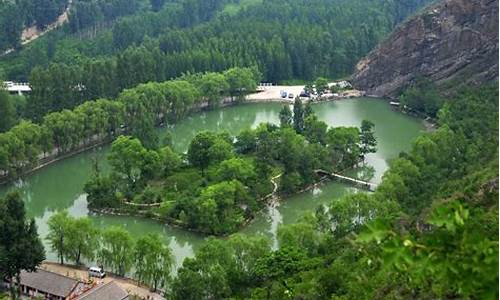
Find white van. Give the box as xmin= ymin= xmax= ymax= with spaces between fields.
xmin=88 ymin=266 xmax=106 ymax=278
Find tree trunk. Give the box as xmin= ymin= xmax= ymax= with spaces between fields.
xmin=15 ymin=273 xmax=22 ymax=299
xmin=76 ymin=248 xmax=81 ymax=265
xmin=60 ymin=234 xmax=64 ymax=265
xmin=9 ymin=276 xmax=16 ymax=300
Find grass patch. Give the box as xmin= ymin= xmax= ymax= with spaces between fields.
xmin=221 ymin=0 xmax=263 ymax=16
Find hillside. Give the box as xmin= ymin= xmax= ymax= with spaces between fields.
xmin=351 ymin=0 xmax=499 ymax=97
xmin=0 ymin=0 xmax=431 ymax=82
xmin=0 ymin=0 xmax=69 ymax=52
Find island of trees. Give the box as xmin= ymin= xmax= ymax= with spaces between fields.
xmin=85 ymin=98 xmax=377 ymax=235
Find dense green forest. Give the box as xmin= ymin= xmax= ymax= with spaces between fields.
xmin=0 ymin=0 xmax=431 ymax=124
xmin=0 ymin=0 xmax=69 ymax=51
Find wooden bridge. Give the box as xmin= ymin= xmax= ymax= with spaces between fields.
xmin=315 ymin=169 xmax=378 ymax=191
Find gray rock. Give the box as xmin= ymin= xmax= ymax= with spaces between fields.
xmin=351 ymin=0 xmax=498 ymax=97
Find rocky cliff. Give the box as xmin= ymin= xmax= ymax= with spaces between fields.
xmin=351 ymin=0 xmax=498 ymax=97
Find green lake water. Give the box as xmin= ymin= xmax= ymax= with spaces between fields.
xmin=0 ymin=98 xmax=424 ymax=269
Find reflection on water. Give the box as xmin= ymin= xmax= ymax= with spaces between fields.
xmin=0 ymin=99 xmax=424 ymax=268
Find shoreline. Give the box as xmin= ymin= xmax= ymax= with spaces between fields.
xmin=88 ymin=172 xmax=351 ymax=237
xmin=0 ymin=94 xmax=374 ymax=187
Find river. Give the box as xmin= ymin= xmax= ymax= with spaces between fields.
xmin=0 ymin=98 xmax=424 ymax=269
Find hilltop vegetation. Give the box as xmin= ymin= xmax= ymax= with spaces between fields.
xmin=0 ymin=0 xmax=69 ymax=51
xmin=1 ymin=0 xmax=430 ymax=81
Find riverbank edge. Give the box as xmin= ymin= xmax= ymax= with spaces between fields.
xmin=0 ymin=94 xmax=376 ymax=186
xmin=88 ymin=173 xmax=337 ymax=237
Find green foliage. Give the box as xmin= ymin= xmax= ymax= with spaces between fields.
xmin=98 ymin=226 xmax=134 ymax=276
xmin=292 ymin=97 xmax=304 ymax=133
xmin=327 ymin=126 xmax=361 ymax=171
xmin=279 ymin=105 xmax=292 ymax=128
xmin=133 ymin=233 xmax=173 ymax=291
xmin=169 ymin=84 xmax=498 ymax=299
xmin=46 ymin=210 xmax=72 ymax=265
xmin=47 ymin=211 xmax=99 ymax=265
xmin=0 ymin=192 xmax=45 ymax=299
xmin=65 ymin=217 xmax=99 ymax=265
xmin=108 ymin=136 xmax=161 ymax=194
xmin=84 ymin=175 xmax=119 ymax=209
xmin=187 ymin=131 xmax=234 ymax=174
xmin=1 ymin=0 xmax=430 ymax=85
xmin=400 ymin=78 xmax=444 ymax=117
xmin=360 ymin=119 xmax=377 ymax=156
xmin=304 ymin=115 xmax=328 ymax=145
xmin=0 ymin=68 xmax=257 ymax=181
xmin=314 ymin=77 xmax=329 ymax=95
xmin=0 ymin=90 xmax=16 ymax=132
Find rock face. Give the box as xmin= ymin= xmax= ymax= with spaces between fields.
xmin=351 ymin=0 xmax=498 ymax=97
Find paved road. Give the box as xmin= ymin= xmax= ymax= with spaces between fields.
xmin=41 ymin=262 xmax=165 ymax=300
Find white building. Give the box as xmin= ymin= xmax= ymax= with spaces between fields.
xmin=3 ymin=81 xmax=31 ymax=95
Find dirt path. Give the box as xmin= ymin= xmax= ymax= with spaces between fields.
xmin=40 ymin=262 xmax=165 ymax=300
xmin=1 ymin=0 xmax=72 ymax=56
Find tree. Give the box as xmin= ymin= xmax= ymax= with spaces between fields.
xmin=278 ymin=222 xmax=322 ymax=255
xmin=108 ymin=136 xmax=161 ymax=193
xmin=227 ymin=234 xmax=271 ymax=288
xmin=293 ymin=97 xmax=304 ymax=133
xmin=198 ymin=72 xmax=229 ymax=108
xmin=0 ymin=192 xmax=45 ymax=299
xmin=279 ymin=105 xmax=293 ymax=128
xmin=133 ymin=234 xmax=173 ymax=291
xmin=304 ymin=115 xmax=328 ymax=144
xmin=235 ymin=129 xmax=257 ymax=154
xmin=314 ymin=77 xmax=329 ymax=95
xmin=159 ymin=146 xmax=182 ymax=176
xmin=188 ymin=131 xmax=233 ymax=175
xmin=224 ymin=67 xmax=257 ymax=102
xmin=130 ymin=115 xmax=159 ymax=150
xmin=216 ymin=157 xmax=256 ymax=182
xmin=359 ymin=120 xmax=377 ymax=157
xmin=194 ymin=180 xmax=250 ymax=234
xmin=0 ymin=90 xmax=16 ymax=132
xmin=329 ymin=193 xmax=395 ymax=238
xmin=66 ymin=217 xmax=99 ymax=265
xmin=326 ymin=127 xmax=361 ymax=170
xmin=150 ymin=0 xmax=166 ymax=11
xmin=304 ymin=101 xmax=314 ymax=119
xmin=46 ymin=210 xmax=72 ymax=265
xmin=172 ymin=238 xmax=235 ymax=300
xmin=98 ymin=226 xmax=133 ymax=276
xmin=84 ymin=175 xmax=119 ymax=209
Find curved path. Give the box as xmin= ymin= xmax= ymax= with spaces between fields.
xmin=1 ymin=0 xmax=72 ymax=56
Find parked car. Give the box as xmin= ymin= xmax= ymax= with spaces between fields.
xmin=288 ymin=93 xmax=294 ymax=99
xmin=300 ymin=90 xmax=310 ymax=97
xmin=88 ymin=266 xmax=106 ymax=278
xmin=280 ymin=91 xmax=287 ymax=98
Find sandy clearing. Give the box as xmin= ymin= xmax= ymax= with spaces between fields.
xmin=247 ymin=85 xmax=305 ymax=101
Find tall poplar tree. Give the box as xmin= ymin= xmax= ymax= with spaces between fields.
xmin=0 ymin=192 xmax=45 ymax=299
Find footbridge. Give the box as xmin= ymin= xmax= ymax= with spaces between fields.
xmin=315 ymin=169 xmax=378 ymax=191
